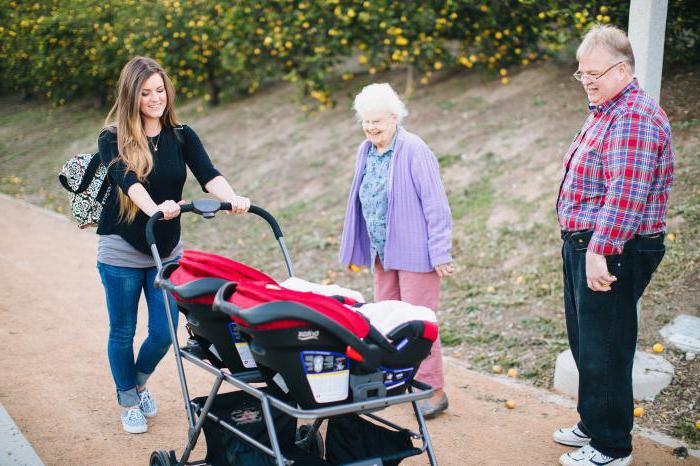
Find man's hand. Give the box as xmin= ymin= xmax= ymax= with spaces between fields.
xmin=585 ymin=251 xmax=617 ymax=292
xmin=435 ymin=262 xmax=454 ymax=278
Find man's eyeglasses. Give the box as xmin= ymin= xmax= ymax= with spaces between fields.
xmin=573 ymin=61 xmax=624 ymax=82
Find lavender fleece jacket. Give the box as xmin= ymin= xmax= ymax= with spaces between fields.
xmin=339 ymin=126 xmax=453 ymax=273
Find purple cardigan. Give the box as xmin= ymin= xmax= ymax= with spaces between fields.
xmin=339 ymin=127 xmax=452 ymax=273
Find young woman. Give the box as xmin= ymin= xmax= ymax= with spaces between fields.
xmin=96 ymin=56 xmax=249 ymax=433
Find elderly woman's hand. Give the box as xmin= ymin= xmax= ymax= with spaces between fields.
xmin=435 ymin=262 xmax=454 ymax=277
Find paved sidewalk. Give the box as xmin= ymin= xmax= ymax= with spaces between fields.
xmin=0 ymin=402 xmax=43 ymax=466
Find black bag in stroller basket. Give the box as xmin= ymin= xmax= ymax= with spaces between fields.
xmin=192 ymin=389 xmax=331 ymax=465
xmin=193 ymin=390 xmax=297 ymax=466
xmin=325 ymin=414 xmax=419 ymax=466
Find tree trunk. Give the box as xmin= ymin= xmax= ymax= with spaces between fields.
xmin=208 ymin=65 xmax=220 ymax=107
xmin=404 ymin=64 xmax=415 ymax=98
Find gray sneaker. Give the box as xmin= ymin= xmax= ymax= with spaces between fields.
xmin=121 ymin=406 xmax=147 ymax=434
xmin=418 ymin=393 xmax=449 ymax=419
xmin=553 ymin=424 xmax=591 ymax=447
xmin=138 ymin=388 xmax=157 ymax=418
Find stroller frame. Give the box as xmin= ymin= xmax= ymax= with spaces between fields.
xmin=146 ymin=198 xmax=438 ymax=466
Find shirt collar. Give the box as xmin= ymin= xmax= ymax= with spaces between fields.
xmin=588 ymin=78 xmax=638 ymax=114
xmin=369 ymin=127 xmax=398 ymax=157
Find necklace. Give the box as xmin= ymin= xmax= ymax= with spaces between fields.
xmin=148 ymin=131 xmax=162 ymax=152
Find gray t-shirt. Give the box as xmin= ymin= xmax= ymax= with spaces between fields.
xmin=98 ymin=234 xmax=184 ymax=268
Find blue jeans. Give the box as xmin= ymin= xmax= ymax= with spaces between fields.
xmin=97 ymin=261 xmax=179 ymax=407
xmin=561 ymin=230 xmax=664 ymax=458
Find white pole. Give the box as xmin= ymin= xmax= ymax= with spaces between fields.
xmin=628 ymin=0 xmax=668 ymax=323
xmin=627 ymin=0 xmax=669 ymax=102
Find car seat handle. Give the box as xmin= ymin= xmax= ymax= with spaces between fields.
xmin=212 ymin=282 xmax=242 ymax=318
xmin=231 ymin=301 xmax=383 ymax=371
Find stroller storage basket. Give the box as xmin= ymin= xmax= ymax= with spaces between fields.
xmin=192 ymin=389 xmax=316 ymax=466
xmin=325 ymin=414 xmax=421 ymax=466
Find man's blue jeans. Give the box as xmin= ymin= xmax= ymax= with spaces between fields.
xmin=97 ymin=261 xmax=179 ymax=407
xmin=561 ymin=230 xmax=664 ymax=458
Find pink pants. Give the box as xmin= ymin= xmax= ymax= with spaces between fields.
xmin=373 ymin=259 xmax=445 ymax=390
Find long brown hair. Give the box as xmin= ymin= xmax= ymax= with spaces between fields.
xmin=104 ymin=56 xmax=179 ymax=224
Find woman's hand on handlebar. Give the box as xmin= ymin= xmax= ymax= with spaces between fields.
xmin=157 ymin=200 xmax=181 ymax=220
xmin=224 ymin=195 xmax=251 ymax=215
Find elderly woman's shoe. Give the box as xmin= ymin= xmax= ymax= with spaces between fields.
xmin=418 ymin=392 xmax=449 ymax=419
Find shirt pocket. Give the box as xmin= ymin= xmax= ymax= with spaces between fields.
xmin=571 ymin=138 xmax=605 ymax=200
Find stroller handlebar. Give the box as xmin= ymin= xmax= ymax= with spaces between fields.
xmin=145 ymin=199 xmax=284 ymax=248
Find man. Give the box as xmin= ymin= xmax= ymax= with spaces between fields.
xmin=555 ymin=25 xmax=674 ymax=466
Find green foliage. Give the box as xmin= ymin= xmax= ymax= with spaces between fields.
xmin=1 ymin=0 xmax=698 ymax=110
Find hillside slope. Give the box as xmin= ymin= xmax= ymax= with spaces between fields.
xmin=0 ymin=62 xmax=698 ymax=443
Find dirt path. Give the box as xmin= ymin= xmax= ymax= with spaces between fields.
xmin=0 ymin=195 xmax=695 ymax=466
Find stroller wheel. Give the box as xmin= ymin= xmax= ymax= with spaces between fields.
xmin=296 ymin=424 xmax=324 ymax=459
xmin=149 ymin=449 xmax=173 ymax=466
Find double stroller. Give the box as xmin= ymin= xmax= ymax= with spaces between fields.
xmin=147 ymin=199 xmax=439 ymax=466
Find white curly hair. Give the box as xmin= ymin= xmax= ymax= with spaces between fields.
xmin=353 ymin=83 xmax=408 ymax=123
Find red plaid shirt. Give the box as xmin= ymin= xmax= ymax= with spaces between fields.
xmin=557 ymin=79 xmax=674 ymax=255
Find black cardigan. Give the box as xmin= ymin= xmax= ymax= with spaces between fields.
xmin=96 ymin=125 xmax=220 ymax=257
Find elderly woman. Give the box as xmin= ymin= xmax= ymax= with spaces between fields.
xmin=339 ymin=83 xmax=453 ymax=418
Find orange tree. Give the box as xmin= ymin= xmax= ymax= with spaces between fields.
xmin=0 ymin=0 xmax=61 ymax=99
xmin=42 ymin=1 xmax=126 ymax=105
xmin=133 ymin=1 xmax=239 ymax=106
xmin=0 ymin=0 xmax=697 ymax=108
xmin=1 ymin=0 xmax=131 ymax=104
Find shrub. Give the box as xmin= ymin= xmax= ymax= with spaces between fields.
xmin=0 ymin=0 xmax=697 ymax=110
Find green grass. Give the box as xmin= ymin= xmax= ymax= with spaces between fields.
xmin=671 ymin=118 xmax=700 ymax=130
xmin=437 ymin=153 xmax=461 ymax=168
xmin=531 ymin=94 xmax=546 ymax=107
xmin=448 ymin=178 xmax=494 ymax=223
xmin=673 ymin=419 xmax=700 ymax=445
xmin=437 ymin=99 xmax=457 ymax=111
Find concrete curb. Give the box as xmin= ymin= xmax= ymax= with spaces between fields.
xmin=0 ymin=402 xmax=44 ymax=466
xmin=443 ymin=357 xmax=700 ymax=459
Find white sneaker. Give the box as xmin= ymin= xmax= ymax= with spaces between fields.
xmin=121 ymin=406 xmax=147 ymax=434
xmin=560 ymin=445 xmax=632 ymax=466
xmin=138 ymin=388 xmax=157 ymax=418
xmin=553 ymin=424 xmax=591 ymax=447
